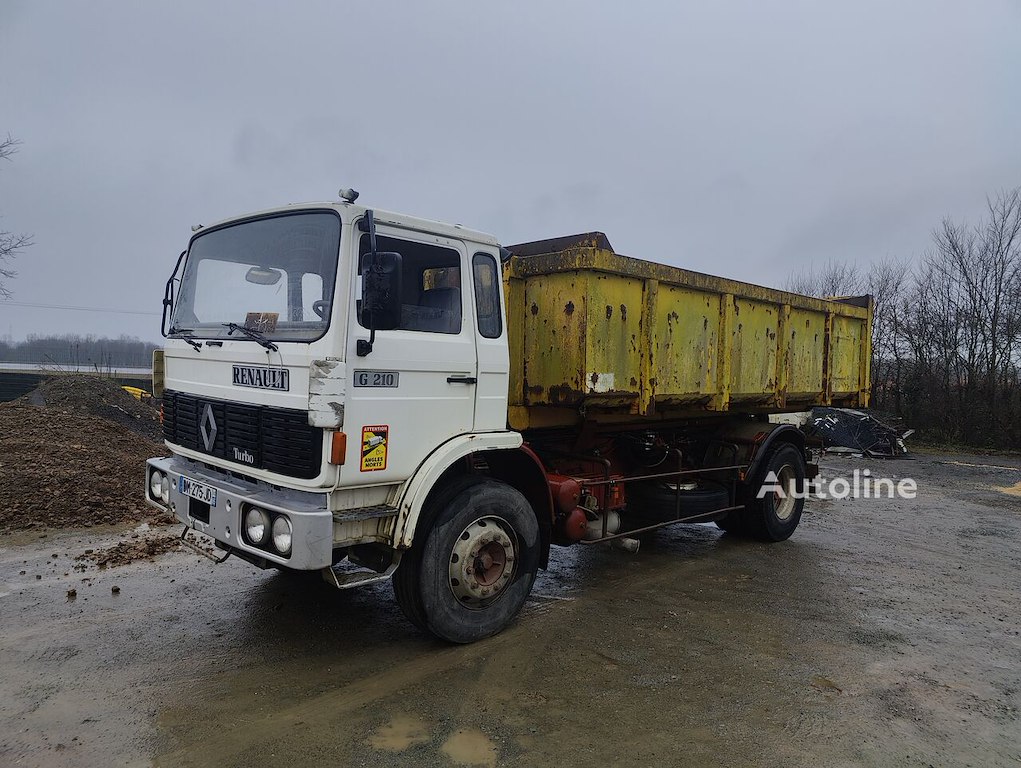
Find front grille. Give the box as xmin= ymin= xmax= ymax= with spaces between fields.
xmin=163 ymin=390 xmax=323 ymax=479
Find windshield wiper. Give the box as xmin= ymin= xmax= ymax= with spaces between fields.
xmin=167 ymin=327 xmax=202 ymax=351
xmin=222 ymin=322 xmax=279 ymax=352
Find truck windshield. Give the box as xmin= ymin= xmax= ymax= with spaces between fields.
xmin=170 ymin=211 xmax=341 ymax=342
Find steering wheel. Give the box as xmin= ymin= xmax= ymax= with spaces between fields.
xmin=312 ymin=300 xmax=331 ymax=319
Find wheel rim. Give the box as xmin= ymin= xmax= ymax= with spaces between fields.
xmin=773 ymin=464 xmax=797 ymax=521
xmin=448 ymin=516 xmax=518 ymax=610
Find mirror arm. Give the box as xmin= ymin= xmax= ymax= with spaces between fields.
xmin=357 ymin=210 xmax=378 ymax=357
xmin=357 ymin=332 xmax=374 ymax=357
xmin=161 ymin=250 xmax=187 ymax=337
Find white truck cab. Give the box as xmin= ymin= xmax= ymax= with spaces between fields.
xmin=146 ymin=197 xmax=530 ymax=639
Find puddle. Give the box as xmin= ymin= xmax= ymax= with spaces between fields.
xmin=811 ymin=675 xmax=843 ymax=694
xmin=941 ymin=460 xmax=1021 ymax=472
xmin=367 ymin=714 xmax=430 ymax=752
xmin=440 ymin=728 xmax=498 ymax=767
xmin=999 ymin=481 xmax=1021 ymax=497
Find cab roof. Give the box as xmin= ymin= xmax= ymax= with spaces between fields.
xmin=195 ymin=201 xmax=500 ymax=247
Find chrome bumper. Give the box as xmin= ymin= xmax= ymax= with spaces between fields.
xmin=145 ymin=456 xmax=333 ymax=570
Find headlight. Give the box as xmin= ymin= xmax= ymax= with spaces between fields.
xmin=244 ymin=507 xmax=271 ymax=545
xmin=149 ymin=471 xmax=165 ymax=501
xmin=271 ymin=515 xmax=292 ymax=555
xmin=160 ymin=475 xmax=171 ymax=504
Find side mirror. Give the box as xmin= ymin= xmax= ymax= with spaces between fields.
xmin=360 ymin=251 xmax=403 ymax=331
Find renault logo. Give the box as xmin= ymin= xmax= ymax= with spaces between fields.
xmin=200 ymin=404 xmax=218 ymax=452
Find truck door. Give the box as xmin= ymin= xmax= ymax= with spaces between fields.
xmin=468 ymin=249 xmax=510 ymax=432
xmin=344 ymin=227 xmax=477 ymax=485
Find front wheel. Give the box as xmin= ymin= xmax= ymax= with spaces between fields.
xmin=393 ymin=477 xmax=540 ymax=644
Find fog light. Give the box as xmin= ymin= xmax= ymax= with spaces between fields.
xmin=271 ymin=516 xmax=292 ymax=555
xmin=244 ymin=507 xmax=271 ymax=545
xmin=149 ymin=471 xmax=165 ymax=501
xmin=160 ymin=475 xmax=171 ymax=504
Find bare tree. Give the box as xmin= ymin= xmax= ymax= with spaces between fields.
xmin=784 ymin=259 xmax=864 ymax=298
xmin=865 ymin=257 xmax=910 ymax=412
xmin=783 ymin=255 xmax=909 ymax=413
xmin=781 ymin=187 xmax=1021 ymax=447
xmin=0 ymin=134 xmax=33 ymax=298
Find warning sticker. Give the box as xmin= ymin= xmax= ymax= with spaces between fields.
xmin=360 ymin=425 xmax=389 ymax=472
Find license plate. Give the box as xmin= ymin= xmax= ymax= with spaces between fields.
xmin=178 ymin=476 xmax=217 ymax=506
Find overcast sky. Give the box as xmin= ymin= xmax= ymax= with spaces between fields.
xmin=1 ymin=0 xmax=1019 ymax=342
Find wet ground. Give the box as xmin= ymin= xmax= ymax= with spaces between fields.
xmin=1 ymin=451 xmax=1020 ymax=767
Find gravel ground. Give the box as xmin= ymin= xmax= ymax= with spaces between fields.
xmin=0 ymin=450 xmax=1019 ymax=767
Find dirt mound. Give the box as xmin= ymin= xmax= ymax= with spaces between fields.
xmin=20 ymin=375 xmax=162 ymax=441
xmin=0 ymin=402 xmax=172 ymax=532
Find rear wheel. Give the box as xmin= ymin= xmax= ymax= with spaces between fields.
xmin=722 ymin=444 xmax=806 ymax=541
xmin=714 ymin=511 xmax=749 ymax=535
xmin=393 ymin=477 xmax=540 ymax=643
xmin=625 ymin=481 xmax=732 ymax=522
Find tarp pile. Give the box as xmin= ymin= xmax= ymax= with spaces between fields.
xmin=802 ymin=408 xmax=913 ymax=458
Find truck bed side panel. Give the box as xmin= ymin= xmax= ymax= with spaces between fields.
xmin=505 ymin=241 xmax=872 ymax=430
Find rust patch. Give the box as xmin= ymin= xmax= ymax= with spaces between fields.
xmin=590 ymin=372 xmax=600 ymax=386
xmin=565 ymin=301 xmax=575 ymax=316
xmin=620 ymin=304 xmax=627 ymax=321
xmin=703 ymin=317 xmax=708 ymax=330
xmin=605 ymin=305 xmax=613 ymax=319
xmin=530 ymin=303 xmax=539 ymax=316
xmin=548 ymin=383 xmax=581 ymax=405
xmin=630 ymin=376 xmax=638 ymax=387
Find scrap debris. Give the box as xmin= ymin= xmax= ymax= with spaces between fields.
xmin=802 ymin=407 xmax=913 ymax=458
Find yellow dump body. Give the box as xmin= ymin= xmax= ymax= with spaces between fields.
xmin=503 ymin=233 xmax=872 ymax=431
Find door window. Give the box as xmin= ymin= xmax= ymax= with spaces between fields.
xmin=472 ymin=253 xmax=502 ymax=339
xmin=358 ymin=235 xmax=462 ymax=334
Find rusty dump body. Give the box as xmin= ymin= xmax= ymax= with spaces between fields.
xmin=503 ymin=233 xmax=872 ymax=431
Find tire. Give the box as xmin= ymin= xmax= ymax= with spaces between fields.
xmin=625 ymin=481 xmax=731 ymax=523
xmin=738 ymin=444 xmax=807 ymax=542
xmin=713 ymin=512 xmax=749 ymax=535
xmin=392 ymin=476 xmax=540 ymax=644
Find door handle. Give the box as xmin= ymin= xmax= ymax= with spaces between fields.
xmin=447 ymin=375 xmax=477 ymax=384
